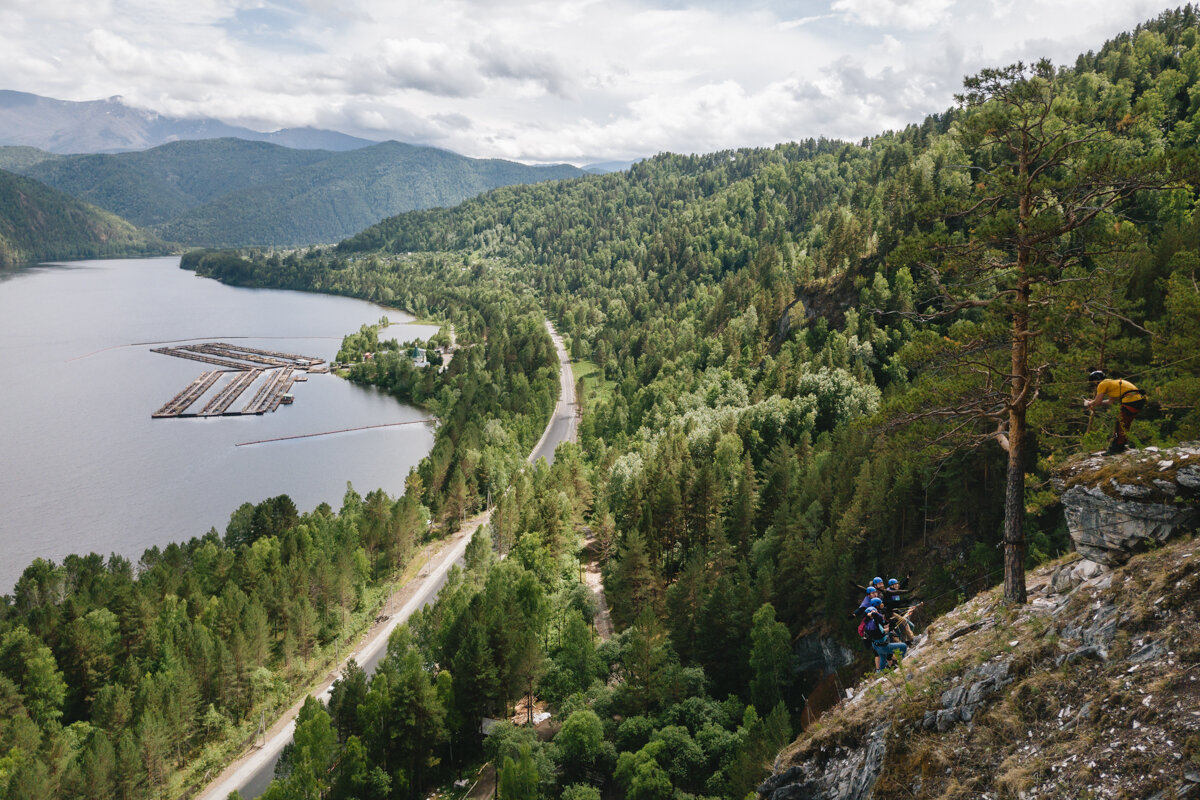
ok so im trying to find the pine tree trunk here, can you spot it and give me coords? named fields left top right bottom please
left=1003, top=409, right=1027, bottom=604
left=1003, top=147, right=1033, bottom=606
left=1004, top=267, right=1031, bottom=604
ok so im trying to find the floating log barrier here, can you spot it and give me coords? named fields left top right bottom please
left=199, top=369, right=263, bottom=416
left=235, top=419, right=437, bottom=447
left=152, top=370, right=222, bottom=417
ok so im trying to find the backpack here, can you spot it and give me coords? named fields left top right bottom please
left=857, top=617, right=869, bottom=639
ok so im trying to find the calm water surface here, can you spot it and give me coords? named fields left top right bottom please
left=0, top=257, right=438, bottom=594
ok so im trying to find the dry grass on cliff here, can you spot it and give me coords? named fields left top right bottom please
left=776, top=532, right=1200, bottom=799
left=1055, top=443, right=1200, bottom=499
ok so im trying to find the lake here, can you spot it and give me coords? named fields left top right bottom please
left=0, top=257, right=439, bottom=594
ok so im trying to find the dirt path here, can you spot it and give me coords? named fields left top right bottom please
left=581, top=533, right=614, bottom=641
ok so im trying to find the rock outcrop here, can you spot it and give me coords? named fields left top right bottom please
left=759, top=723, right=889, bottom=800
left=762, top=534, right=1200, bottom=800
left=1056, top=442, right=1200, bottom=565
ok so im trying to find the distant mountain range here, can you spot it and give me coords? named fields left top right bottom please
left=582, top=160, right=640, bottom=174
left=0, top=169, right=165, bottom=267
left=0, top=138, right=586, bottom=246
left=0, top=90, right=375, bottom=153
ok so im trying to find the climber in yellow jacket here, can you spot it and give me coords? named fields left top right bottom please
left=1086, top=370, right=1147, bottom=455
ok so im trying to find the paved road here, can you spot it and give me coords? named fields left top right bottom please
left=529, top=322, right=578, bottom=466
left=198, top=321, right=574, bottom=800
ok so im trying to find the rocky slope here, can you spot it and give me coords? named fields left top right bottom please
left=762, top=444, right=1200, bottom=800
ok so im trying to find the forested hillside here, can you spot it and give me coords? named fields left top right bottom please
left=184, top=9, right=1200, bottom=798
left=0, top=168, right=165, bottom=267
left=4, top=7, right=1200, bottom=800
left=0, top=271, right=561, bottom=800
left=2, top=138, right=586, bottom=247
left=11, top=140, right=335, bottom=226
left=221, top=5, right=1200, bottom=618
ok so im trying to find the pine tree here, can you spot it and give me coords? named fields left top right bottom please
left=907, top=59, right=1177, bottom=602
left=749, top=603, right=792, bottom=713
left=498, top=744, right=539, bottom=800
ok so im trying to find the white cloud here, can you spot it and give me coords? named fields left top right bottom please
left=0, top=0, right=1176, bottom=164
left=832, top=0, right=957, bottom=30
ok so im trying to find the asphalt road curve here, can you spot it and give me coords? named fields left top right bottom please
left=197, top=319, right=575, bottom=800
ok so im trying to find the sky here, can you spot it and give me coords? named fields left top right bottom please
left=0, top=0, right=1171, bottom=165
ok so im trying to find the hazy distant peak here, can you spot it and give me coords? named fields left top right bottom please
left=0, top=91, right=377, bottom=154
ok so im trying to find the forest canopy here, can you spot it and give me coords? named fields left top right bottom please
left=5, top=7, right=1200, bottom=800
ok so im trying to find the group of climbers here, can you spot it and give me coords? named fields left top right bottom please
left=839, top=370, right=1142, bottom=672
left=852, top=576, right=922, bottom=671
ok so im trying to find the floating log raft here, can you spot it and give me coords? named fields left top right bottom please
left=151, top=342, right=325, bottom=370
left=199, top=369, right=263, bottom=416
left=242, top=368, right=294, bottom=415
left=191, top=344, right=290, bottom=368
left=151, top=342, right=322, bottom=419
left=150, top=347, right=254, bottom=370
left=152, top=370, right=222, bottom=417
left=214, top=343, right=323, bottom=367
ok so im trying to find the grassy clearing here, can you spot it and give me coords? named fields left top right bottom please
left=572, top=359, right=614, bottom=410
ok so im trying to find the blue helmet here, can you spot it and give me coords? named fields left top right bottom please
left=868, top=597, right=883, bottom=607
left=872, top=576, right=884, bottom=585
left=887, top=578, right=899, bottom=587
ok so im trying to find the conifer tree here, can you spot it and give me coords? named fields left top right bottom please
left=498, top=745, right=539, bottom=800
left=908, top=59, right=1178, bottom=602
left=748, top=603, right=792, bottom=713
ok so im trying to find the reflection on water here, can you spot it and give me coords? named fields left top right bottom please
left=0, top=257, right=439, bottom=594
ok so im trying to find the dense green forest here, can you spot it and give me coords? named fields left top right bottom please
left=186, top=10, right=1200, bottom=798
left=5, top=8, right=1200, bottom=800
left=1, top=139, right=585, bottom=248
left=0, top=168, right=166, bottom=267
left=0, top=279, right=559, bottom=799
left=9, top=140, right=334, bottom=226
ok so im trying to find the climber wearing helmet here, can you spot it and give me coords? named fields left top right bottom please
left=863, top=598, right=907, bottom=671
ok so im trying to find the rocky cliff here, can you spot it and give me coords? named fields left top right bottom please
left=1055, top=442, right=1200, bottom=567
left=761, top=445, right=1200, bottom=800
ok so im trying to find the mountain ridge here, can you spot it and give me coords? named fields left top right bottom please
left=0, top=90, right=375, bottom=153
left=0, top=168, right=166, bottom=267
left=1, top=137, right=587, bottom=246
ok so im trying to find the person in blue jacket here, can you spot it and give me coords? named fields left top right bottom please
left=853, top=585, right=880, bottom=618
left=863, top=598, right=908, bottom=671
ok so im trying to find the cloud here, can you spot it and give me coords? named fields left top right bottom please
left=832, top=0, right=958, bottom=30
left=470, top=40, right=574, bottom=99
left=0, top=0, right=1179, bottom=164
left=370, top=38, right=485, bottom=97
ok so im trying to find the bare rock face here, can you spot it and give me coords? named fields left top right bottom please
left=761, top=536, right=1200, bottom=800
left=758, top=723, right=889, bottom=800
left=1049, top=557, right=1106, bottom=593
left=1056, top=443, right=1200, bottom=566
